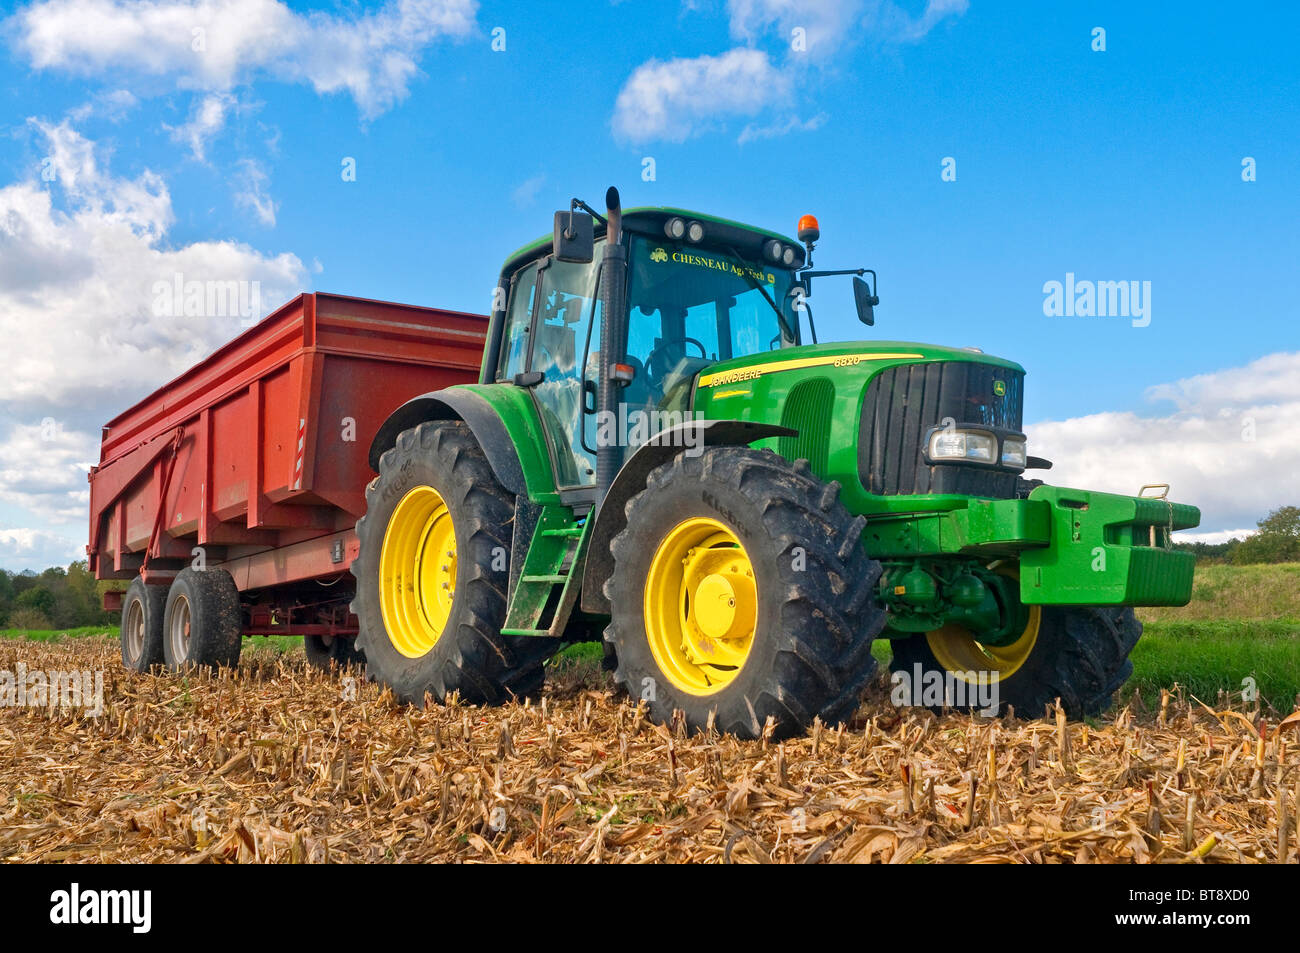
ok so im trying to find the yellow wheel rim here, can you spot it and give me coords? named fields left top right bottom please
left=379, top=485, right=457, bottom=659
left=926, top=587, right=1041, bottom=684
left=643, top=517, right=758, bottom=696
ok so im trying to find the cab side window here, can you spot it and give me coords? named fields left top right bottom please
left=532, top=256, right=600, bottom=487
left=496, top=262, right=538, bottom=381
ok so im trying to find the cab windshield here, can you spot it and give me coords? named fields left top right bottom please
left=624, top=235, right=796, bottom=414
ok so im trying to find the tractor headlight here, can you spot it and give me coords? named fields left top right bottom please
left=781, top=245, right=797, bottom=266
left=764, top=239, right=784, bottom=262
left=686, top=220, right=705, bottom=243
left=664, top=217, right=686, bottom=240
left=928, top=429, right=996, bottom=463
left=1001, top=438, right=1027, bottom=469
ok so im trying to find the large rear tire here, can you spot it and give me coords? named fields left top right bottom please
left=604, top=448, right=885, bottom=740
left=120, top=577, right=166, bottom=672
left=889, top=605, right=1141, bottom=719
left=162, top=567, right=243, bottom=671
left=351, top=420, right=557, bottom=706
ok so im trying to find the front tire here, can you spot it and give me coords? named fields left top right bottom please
left=351, top=421, right=557, bottom=706
left=889, top=605, right=1142, bottom=719
left=604, top=448, right=885, bottom=740
left=162, top=568, right=243, bottom=671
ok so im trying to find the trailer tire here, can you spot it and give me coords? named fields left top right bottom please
left=889, top=605, right=1141, bottom=720
left=162, top=568, right=243, bottom=671
left=604, top=448, right=885, bottom=740
left=121, top=577, right=167, bottom=672
left=351, top=420, right=557, bottom=706
left=303, top=634, right=366, bottom=671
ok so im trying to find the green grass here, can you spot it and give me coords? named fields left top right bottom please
left=1126, top=618, right=1299, bottom=709
left=0, top=626, right=118, bottom=642
left=242, top=635, right=303, bottom=653
left=1130, top=562, right=1300, bottom=707
left=1140, top=561, right=1300, bottom=622
left=554, top=642, right=603, bottom=663
left=0, top=627, right=302, bottom=655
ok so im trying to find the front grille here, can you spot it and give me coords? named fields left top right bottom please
left=858, top=361, right=1024, bottom=497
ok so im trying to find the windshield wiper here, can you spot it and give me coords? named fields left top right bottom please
left=722, top=245, right=795, bottom=343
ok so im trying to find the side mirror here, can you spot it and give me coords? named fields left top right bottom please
left=554, top=210, right=594, bottom=263
left=853, top=276, right=877, bottom=326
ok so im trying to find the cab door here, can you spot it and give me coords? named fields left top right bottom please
left=525, top=252, right=603, bottom=489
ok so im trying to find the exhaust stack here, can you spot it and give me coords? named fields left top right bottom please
left=595, top=186, right=628, bottom=504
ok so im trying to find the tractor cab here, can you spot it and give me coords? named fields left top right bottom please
left=484, top=199, right=811, bottom=494
left=624, top=232, right=799, bottom=412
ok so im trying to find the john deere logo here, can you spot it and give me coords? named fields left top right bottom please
left=993, top=380, right=1006, bottom=397
left=650, top=247, right=668, bottom=263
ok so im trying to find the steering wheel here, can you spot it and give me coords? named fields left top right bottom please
left=647, top=336, right=708, bottom=380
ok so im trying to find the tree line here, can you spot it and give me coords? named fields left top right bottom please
left=1172, top=505, right=1300, bottom=564
left=0, top=562, right=117, bottom=631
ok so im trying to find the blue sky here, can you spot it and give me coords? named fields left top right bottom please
left=0, top=0, right=1297, bottom=570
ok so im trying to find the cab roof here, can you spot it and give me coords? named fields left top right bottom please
left=501, top=206, right=805, bottom=275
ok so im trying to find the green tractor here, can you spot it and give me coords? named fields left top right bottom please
left=351, top=187, right=1198, bottom=738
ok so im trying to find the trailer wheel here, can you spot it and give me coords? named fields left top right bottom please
left=162, top=567, right=243, bottom=672
left=351, top=420, right=557, bottom=706
left=121, top=577, right=167, bottom=672
left=303, top=634, right=366, bottom=670
left=888, top=605, right=1141, bottom=719
left=603, top=448, right=885, bottom=740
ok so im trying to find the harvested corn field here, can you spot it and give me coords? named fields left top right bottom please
left=2, top=635, right=1296, bottom=864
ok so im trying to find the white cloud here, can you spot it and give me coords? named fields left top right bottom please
left=612, top=48, right=792, bottom=144
left=614, top=0, right=967, bottom=144
left=232, top=157, right=276, bottom=226
left=0, top=421, right=94, bottom=525
left=729, top=0, right=864, bottom=58
left=1144, top=351, right=1300, bottom=412
left=68, top=88, right=138, bottom=123
left=868, top=0, right=969, bottom=43
left=511, top=173, right=547, bottom=209
left=728, top=0, right=966, bottom=57
left=167, top=91, right=236, bottom=160
left=1025, top=352, right=1300, bottom=534
left=0, top=120, right=306, bottom=409
left=737, top=111, right=826, bottom=144
left=0, top=528, right=84, bottom=572
left=1174, top=528, right=1255, bottom=546
left=7, top=0, right=477, bottom=118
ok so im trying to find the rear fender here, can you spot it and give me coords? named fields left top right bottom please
left=368, top=387, right=531, bottom=496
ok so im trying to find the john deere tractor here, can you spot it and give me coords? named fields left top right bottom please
left=351, top=187, right=1198, bottom=738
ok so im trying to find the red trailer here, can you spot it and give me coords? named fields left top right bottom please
left=88, top=292, right=486, bottom=669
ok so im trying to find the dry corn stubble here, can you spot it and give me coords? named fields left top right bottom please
left=1, top=637, right=1295, bottom=864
